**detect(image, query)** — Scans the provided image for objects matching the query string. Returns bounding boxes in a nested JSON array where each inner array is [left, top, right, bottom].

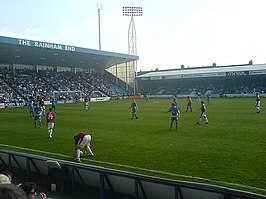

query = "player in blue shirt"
[[29, 100, 34, 117], [34, 103, 43, 128], [145, 93, 149, 103], [165, 102, 180, 131], [207, 92, 212, 105], [51, 98, 57, 113], [129, 99, 138, 119]]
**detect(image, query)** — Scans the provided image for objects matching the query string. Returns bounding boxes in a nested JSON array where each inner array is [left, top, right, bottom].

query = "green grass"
[[0, 98, 265, 195]]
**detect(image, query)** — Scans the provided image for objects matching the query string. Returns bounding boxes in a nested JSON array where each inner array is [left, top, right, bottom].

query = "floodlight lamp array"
[[122, 7, 143, 16]]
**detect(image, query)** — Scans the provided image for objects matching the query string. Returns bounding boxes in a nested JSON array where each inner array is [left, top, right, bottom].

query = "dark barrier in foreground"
[[0, 150, 265, 199]]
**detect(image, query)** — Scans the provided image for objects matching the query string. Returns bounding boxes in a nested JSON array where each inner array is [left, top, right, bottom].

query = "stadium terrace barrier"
[[0, 149, 265, 199]]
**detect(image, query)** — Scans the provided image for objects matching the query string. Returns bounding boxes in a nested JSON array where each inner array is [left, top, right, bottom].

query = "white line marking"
[[0, 144, 265, 192]]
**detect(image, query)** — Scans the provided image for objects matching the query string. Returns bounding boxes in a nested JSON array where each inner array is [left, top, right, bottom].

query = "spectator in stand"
[[0, 171, 13, 184], [19, 182, 46, 199], [0, 184, 27, 199], [0, 174, 11, 184]]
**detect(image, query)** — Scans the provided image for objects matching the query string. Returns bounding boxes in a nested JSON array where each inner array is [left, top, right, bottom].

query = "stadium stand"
[[0, 66, 131, 107], [137, 64, 266, 98], [1, 63, 265, 107]]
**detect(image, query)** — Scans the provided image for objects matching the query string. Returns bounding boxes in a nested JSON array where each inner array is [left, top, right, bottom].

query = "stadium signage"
[[227, 71, 247, 76], [181, 73, 226, 78], [90, 97, 111, 102], [249, 70, 266, 75], [18, 39, 76, 52], [140, 72, 226, 80]]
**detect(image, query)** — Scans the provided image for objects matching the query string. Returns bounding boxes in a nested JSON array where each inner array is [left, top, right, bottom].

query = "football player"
[[165, 102, 180, 131], [196, 101, 208, 124], [73, 132, 94, 163], [46, 108, 56, 138], [255, 93, 261, 113]]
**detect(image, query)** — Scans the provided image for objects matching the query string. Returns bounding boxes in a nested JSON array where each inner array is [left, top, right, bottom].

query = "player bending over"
[[73, 132, 94, 163]]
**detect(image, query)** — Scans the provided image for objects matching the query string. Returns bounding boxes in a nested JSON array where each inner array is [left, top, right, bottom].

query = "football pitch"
[[0, 97, 265, 195]]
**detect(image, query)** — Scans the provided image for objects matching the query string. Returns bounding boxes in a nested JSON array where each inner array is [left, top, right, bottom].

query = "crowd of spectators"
[[0, 68, 54, 104], [139, 77, 266, 97], [1, 67, 265, 106], [0, 170, 47, 199], [0, 67, 130, 106], [0, 79, 24, 104], [143, 85, 265, 97]]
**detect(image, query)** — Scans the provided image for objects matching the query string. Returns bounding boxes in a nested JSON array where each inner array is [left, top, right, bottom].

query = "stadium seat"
[[46, 160, 68, 193]]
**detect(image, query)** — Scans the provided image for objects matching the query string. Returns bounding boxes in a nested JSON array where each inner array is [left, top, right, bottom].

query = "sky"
[[1, 0, 266, 71]]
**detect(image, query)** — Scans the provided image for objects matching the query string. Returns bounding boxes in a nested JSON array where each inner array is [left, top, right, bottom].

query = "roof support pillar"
[[126, 62, 128, 91], [115, 64, 118, 84], [35, 65, 39, 73]]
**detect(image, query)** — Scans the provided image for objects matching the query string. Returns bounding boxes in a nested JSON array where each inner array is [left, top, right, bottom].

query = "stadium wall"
[[0, 149, 265, 199]]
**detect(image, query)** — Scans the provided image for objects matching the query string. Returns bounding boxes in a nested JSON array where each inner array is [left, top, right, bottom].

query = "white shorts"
[[77, 135, 91, 148], [256, 101, 260, 107], [200, 112, 206, 118], [47, 122, 54, 129]]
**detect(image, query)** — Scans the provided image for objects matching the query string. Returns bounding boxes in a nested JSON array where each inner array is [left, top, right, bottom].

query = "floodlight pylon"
[[122, 6, 143, 95], [122, 6, 143, 55]]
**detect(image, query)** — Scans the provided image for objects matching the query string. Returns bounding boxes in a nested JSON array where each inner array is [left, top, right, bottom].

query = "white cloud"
[[0, 27, 41, 40]]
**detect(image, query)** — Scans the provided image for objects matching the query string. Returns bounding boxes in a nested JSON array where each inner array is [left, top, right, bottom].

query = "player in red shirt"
[[255, 93, 261, 113], [84, 96, 89, 110], [39, 97, 46, 115], [46, 108, 56, 138], [196, 101, 209, 124], [73, 132, 94, 163]]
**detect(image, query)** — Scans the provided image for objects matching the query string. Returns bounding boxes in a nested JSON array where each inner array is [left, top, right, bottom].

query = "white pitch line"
[[0, 144, 265, 192]]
